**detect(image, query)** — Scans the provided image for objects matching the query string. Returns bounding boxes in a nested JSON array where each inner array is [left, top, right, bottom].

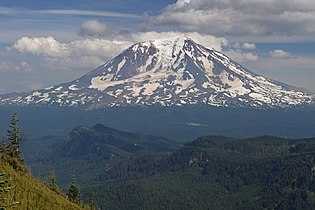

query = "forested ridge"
[[88, 136, 315, 209]]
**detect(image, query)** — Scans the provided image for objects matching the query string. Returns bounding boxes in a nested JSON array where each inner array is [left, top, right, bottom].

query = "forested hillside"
[[15, 121, 315, 209], [22, 124, 179, 187], [85, 136, 315, 209]]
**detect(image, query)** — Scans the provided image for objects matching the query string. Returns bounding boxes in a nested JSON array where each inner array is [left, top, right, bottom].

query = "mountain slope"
[[0, 160, 84, 210], [63, 123, 179, 157], [85, 136, 315, 210], [22, 124, 179, 187], [0, 37, 313, 108]]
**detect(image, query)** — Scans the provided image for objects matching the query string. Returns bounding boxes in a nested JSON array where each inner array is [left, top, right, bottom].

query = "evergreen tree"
[[48, 170, 61, 194], [6, 113, 24, 170], [0, 137, 7, 160], [88, 192, 96, 210], [67, 177, 81, 205]]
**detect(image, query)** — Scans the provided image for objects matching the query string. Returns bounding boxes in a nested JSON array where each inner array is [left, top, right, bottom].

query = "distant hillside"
[[22, 124, 179, 187], [86, 136, 315, 210], [64, 123, 178, 157], [0, 160, 84, 210], [19, 122, 315, 209]]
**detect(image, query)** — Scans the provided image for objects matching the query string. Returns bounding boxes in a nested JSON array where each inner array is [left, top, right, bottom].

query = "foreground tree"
[[67, 177, 82, 205], [7, 113, 23, 161], [88, 192, 96, 210], [6, 113, 25, 171], [48, 170, 61, 194]]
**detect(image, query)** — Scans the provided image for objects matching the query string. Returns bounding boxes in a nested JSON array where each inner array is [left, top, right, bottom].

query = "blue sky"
[[1, 0, 315, 94]]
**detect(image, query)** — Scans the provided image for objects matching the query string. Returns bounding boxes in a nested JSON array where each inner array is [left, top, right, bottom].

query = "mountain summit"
[[0, 37, 313, 108]]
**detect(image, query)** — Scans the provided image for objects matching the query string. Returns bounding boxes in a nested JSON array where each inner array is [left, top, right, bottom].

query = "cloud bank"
[[142, 0, 315, 38], [11, 36, 132, 69], [11, 31, 232, 71]]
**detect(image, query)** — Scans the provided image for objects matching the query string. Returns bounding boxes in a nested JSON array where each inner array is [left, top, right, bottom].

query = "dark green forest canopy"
[[19, 126, 315, 210], [89, 136, 315, 209]]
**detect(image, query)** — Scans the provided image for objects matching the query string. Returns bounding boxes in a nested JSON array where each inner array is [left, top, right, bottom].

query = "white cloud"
[[233, 42, 256, 50], [176, 0, 191, 8], [11, 36, 70, 57], [225, 42, 257, 62], [269, 49, 294, 58], [242, 43, 256, 50], [78, 20, 112, 37], [10, 32, 228, 71], [10, 31, 267, 75], [10, 32, 263, 71], [11, 36, 133, 70], [128, 31, 227, 51], [225, 50, 258, 62], [11, 36, 132, 59], [0, 61, 32, 73], [143, 0, 315, 39]]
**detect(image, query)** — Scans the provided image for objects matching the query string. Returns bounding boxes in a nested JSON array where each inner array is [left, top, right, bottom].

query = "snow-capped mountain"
[[0, 37, 313, 109]]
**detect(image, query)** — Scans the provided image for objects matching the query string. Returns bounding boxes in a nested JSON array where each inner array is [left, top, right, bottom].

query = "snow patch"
[[69, 84, 79, 91]]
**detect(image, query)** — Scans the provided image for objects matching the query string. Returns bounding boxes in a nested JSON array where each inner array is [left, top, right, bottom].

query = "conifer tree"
[[67, 177, 81, 205], [0, 137, 7, 160], [48, 170, 61, 194], [88, 192, 96, 210], [6, 113, 24, 170]]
